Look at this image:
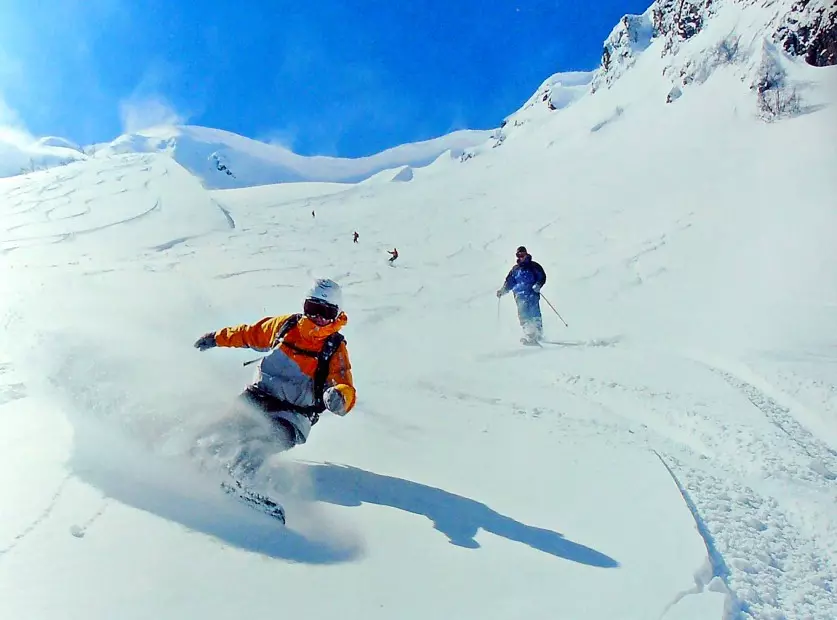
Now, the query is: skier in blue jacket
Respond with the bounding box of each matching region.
[496,246,547,345]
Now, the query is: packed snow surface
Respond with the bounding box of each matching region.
[1,4,836,619]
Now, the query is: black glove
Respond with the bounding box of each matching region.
[496,289,504,298]
[194,332,217,351]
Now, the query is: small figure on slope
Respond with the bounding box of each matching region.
[387,247,398,265]
[194,278,356,456]
[496,245,547,345]
[353,231,359,243]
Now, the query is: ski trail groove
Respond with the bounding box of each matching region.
[70,501,110,539]
[667,457,837,620]
[653,451,743,619]
[713,369,837,474]
[211,199,236,229]
[0,475,71,559]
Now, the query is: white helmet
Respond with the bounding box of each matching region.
[305,278,343,311]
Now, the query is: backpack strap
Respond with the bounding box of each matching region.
[271,313,301,348]
[241,313,302,367]
[263,316,346,421]
[312,333,345,413]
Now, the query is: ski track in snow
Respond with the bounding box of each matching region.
[69,501,110,539]
[713,369,837,467]
[422,339,837,619]
[0,475,71,559]
[551,352,837,620]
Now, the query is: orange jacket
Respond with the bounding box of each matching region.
[214,313,356,412]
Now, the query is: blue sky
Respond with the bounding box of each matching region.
[0,1,650,157]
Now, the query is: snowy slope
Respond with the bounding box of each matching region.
[2,1,837,620]
[0,143,721,620]
[0,153,232,258]
[97,124,494,189]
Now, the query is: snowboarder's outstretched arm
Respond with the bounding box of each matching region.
[324,342,356,415]
[194,314,357,414]
[195,315,294,352]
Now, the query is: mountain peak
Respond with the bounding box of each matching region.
[593,0,835,94]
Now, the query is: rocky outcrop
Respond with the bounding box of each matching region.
[210,152,236,178]
[592,11,655,91]
[594,0,836,95]
[652,0,718,55]
[775,0,837,66]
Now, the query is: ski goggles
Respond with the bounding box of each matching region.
[303,298,340,322]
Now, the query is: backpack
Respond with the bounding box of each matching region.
[269,313,345,418]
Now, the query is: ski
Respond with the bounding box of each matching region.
[221,479,286,525]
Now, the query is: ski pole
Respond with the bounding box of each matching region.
[540,294,568,327]
[496,297,501,325]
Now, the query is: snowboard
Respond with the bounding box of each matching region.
[221,478,286,525]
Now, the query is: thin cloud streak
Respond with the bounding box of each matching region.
[119,95,186,133]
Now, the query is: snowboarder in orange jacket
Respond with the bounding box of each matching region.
[194,279,356,452]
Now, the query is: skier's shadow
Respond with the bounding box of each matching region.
[298,462,619,568]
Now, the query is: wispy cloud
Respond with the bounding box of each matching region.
[0,43,31,143]
[0,94,52,178]
[0,95,24,129]
[118,59,191,133]
[119,94,186,133]
[260,127,299,152]
[0,94,35,147]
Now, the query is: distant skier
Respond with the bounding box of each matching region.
[496,246,547,345]
[193,278,356,457]
[388,247,398,264]
[353,231,359,243]
[311,209,316,218]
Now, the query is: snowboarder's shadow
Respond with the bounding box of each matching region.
[68,427,614,567]
[70,454,365,565]
[299,462,619,568]
[66,425,363,566]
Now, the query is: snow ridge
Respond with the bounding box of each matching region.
[97,125,493,189]
[503,71,595,127]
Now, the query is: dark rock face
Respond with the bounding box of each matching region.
[775,1,837,67]
[652,0,712,43]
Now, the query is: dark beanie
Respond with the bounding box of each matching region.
[516,246,527,254]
